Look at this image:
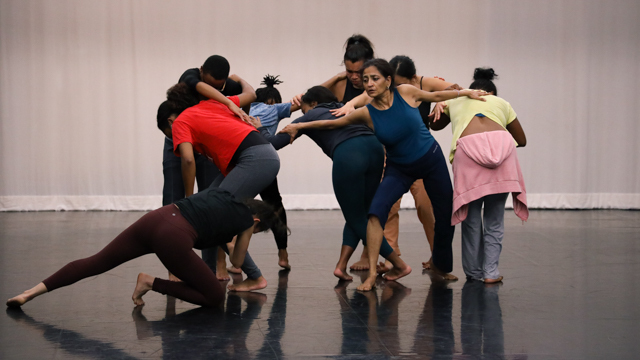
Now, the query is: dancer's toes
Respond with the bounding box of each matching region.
[376,261,392,274]
[132,273,154,306]
[333,267,353,281]
[216,268,230,281]
[349,259,370,271]
[356,276,377,292]
[430,264,458,282]
[383,264,412,281]
[484,276,503,284]
[278,249,291,270]
[228,276,267,292]
[422,258,433,269]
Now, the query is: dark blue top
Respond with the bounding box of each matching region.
[259,102,374,159]
[366,88,435,164]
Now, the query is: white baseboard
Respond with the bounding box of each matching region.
[1,193,639,211]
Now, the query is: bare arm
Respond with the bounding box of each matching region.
[194,81,248,120]
[279,107,372,143]
[178,142,196,197]
[420,76,460,92]
[330,91,372,117]
[398,85,488,106]
[506,118,526,147]
[230,225,254,268]
[227,74,257,108]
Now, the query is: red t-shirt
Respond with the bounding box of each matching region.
[172,96,257,175]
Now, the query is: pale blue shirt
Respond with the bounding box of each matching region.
[249,102,292,135]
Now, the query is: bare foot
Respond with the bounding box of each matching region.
[333,267,353,281]
[383,264,412,281]
[227,266,242,274]
[422,257,433,269]
[278,249,291,270]
[216,267,230,281]
[349,258,370,271]
[484,276,503,284]
[376,261,392,275]
[7,293,30,308]
[132,273,154,306]
[430,264,458,281]
[356,275,377,292]
[228,276,267,292]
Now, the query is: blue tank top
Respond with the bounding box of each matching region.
[366,88,435,164]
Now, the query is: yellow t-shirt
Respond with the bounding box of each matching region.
[443,95,517,163]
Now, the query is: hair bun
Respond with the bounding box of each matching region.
[261,74,283,88]
[473,68,497,81]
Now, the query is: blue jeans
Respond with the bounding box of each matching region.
[369,142,455,273]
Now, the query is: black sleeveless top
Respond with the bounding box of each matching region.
[342,78,365,103]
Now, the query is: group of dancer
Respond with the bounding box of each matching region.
[7,34,528,309]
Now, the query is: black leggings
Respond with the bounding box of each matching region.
[259,177,288,249]
[42,205,224,307]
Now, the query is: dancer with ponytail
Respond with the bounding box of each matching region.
[429,68,528,283]
[281,59,489,291]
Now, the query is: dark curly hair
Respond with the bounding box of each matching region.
[166,82,200,115]
[469,68,498,96]
[255,74,283,104]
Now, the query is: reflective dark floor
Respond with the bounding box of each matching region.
[1,209,639,359]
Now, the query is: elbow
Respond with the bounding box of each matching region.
[518,140,527,147]
[246,91,257,103]
[181,156,195,166]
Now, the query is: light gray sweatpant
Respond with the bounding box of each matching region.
[461,193,509,281]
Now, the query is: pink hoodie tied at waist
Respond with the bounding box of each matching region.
[451,130,528,225]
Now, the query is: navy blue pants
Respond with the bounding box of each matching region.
[332,135,394,257]
[369,142,455,272]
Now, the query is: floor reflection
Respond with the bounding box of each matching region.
[6,307,140,359]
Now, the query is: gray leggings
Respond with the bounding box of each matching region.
[202,144,280,279]
[461,193,509,281]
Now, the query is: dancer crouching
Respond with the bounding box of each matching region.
[7,188,281,309]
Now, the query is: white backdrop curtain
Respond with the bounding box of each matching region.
[1,0,638,211]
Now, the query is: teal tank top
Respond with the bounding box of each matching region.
[366,88,435,164]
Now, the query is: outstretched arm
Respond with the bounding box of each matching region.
[398,85,488,106]
[279,107,372,143]
[178,142,196,197]
[330,91,372,117]
[246,116,292,150]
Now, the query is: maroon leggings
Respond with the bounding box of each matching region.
[42,205,224,307]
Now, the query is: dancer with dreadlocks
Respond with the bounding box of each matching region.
[221,75,300,275]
